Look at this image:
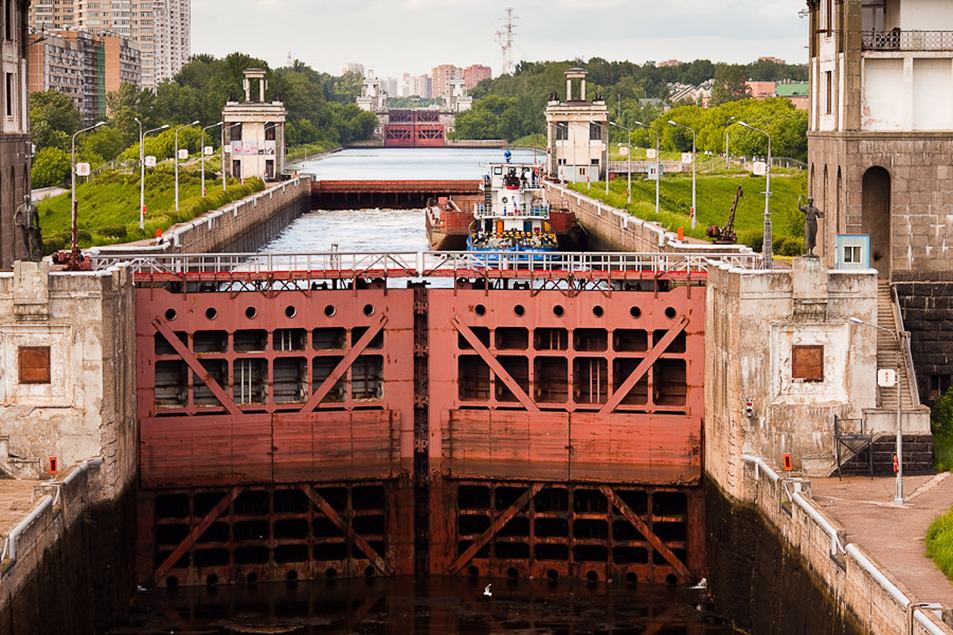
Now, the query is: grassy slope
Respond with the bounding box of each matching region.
[38,167,263,252]
[570,171,808,246]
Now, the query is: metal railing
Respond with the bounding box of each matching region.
[91,250,763,280]
[862,29,953,51]
[473,204,550,219]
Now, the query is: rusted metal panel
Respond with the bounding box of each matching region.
[140,414,273,488]
[18,345,51,384]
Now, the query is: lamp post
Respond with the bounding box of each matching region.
[201,121,223,197]
[739,121,773,269]
[137,122,169,231]
[223,122,241,192]
[634,120,660,215]
[849,317,905,504]
[175,120,200,212]
[669,120,697,229]
[609,121,632,204]
[725,116,735,169]
[69,120,105,268]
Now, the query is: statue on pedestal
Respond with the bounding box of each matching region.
[14,195,43,262]
[798,196,824,257]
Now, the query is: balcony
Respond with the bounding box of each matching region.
[862,29,953,51]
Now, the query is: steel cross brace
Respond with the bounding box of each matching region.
[299,484,394,576]
[150,485,242,585]
[452,317,541,413]
[301,314,389,413]
[447,482,545,575]
[152,316,243,415]
[599,315,689,415]
[599,485,693,580]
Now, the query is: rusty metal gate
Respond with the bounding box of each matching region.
[134,255,707,587]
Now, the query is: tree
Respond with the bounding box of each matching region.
[710,64,751,106]
[31,147,71,188]
[29,90,82,152]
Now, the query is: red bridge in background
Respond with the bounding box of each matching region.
[385,110,445,147]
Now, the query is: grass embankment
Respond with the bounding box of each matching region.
[38,168,264,253]
[570,171,808,253]
[927,509,953,581]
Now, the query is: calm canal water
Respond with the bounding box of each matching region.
[112,148,737,635]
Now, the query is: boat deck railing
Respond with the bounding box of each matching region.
[92,250,763,283]
[474,204,550,219]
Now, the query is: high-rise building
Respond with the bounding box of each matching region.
[1,0,33,267]
[29,30,142,125]
[29,0,188,89]
[431,64,462,99]
[413,74,432,99]
[463,64,491,89]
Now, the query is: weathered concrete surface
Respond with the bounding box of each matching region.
[812,473,953,613]
[0,480,43,538]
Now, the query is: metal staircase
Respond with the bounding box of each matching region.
[875,280,918,410]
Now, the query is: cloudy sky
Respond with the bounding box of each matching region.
[192,0,809,78]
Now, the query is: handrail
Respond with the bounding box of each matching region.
[740,454,781,483]
[892,285,922,408]
[793,491,845,555]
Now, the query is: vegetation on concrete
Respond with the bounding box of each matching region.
[931,388,953,471]
[569,170,808,252]
[926,504,953,580]
[36,168,263,253]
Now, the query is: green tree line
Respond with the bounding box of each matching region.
[30,53,378,188]
[451,57,808,160]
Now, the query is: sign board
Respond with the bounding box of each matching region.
[224,145,231,154]
[681,152,694,164]
[878,369,897,388]
[144,155,157,168]
[204,146,214,156]
[75,162,91,177]
[753,161,767,176]
[177,149,189,160]
[646,148,657,159]
[619,146,629,156]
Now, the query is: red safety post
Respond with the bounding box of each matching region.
[783,453,793,473]
[677,227,684,241]
[49,456,58,475]
[893,455,899,473]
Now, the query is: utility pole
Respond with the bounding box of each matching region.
[495,8,517,76]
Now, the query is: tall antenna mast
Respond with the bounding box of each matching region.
[495,8,517,76]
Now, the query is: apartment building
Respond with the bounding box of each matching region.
[463,64,491,89]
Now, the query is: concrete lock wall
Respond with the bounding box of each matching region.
[543,181,755,257]
[708,458,951,635]
[0,261,137,488]
[704,258,879,487]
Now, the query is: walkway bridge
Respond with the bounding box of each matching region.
[110,250,760,588]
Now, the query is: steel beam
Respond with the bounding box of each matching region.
[150,485,241,585]
[447,482,545,575]
[299,484,394,576]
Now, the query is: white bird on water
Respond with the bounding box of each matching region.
[484,583,493,597]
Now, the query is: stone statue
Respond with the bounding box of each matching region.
[798,196,824,257]
[14,195,43,262]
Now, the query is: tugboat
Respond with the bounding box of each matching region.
[466,151,558,263]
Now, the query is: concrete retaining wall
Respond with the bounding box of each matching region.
[0,462,137,635]
[710,457,950,635]
[543,181,755,257]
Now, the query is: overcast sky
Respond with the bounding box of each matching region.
[192,0,809,78]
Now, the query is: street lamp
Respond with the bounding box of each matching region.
[137,122,169,230]
[174,120,200,212]
[849,316,906,504]
[725,116,736,169]
[223,122,241,191]
[669,120,697,229]
[739,121,773,269]
[201,121,223,197]
[634,120,660,215]
[69,120,106,268]
[609,121,632,204]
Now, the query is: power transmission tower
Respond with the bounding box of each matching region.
[495,8,517,76]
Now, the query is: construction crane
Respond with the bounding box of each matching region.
[706,185,742,244]
[495,8,517,76]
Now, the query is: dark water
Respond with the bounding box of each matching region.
[111,577,731,635]
[113,149,737,635]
